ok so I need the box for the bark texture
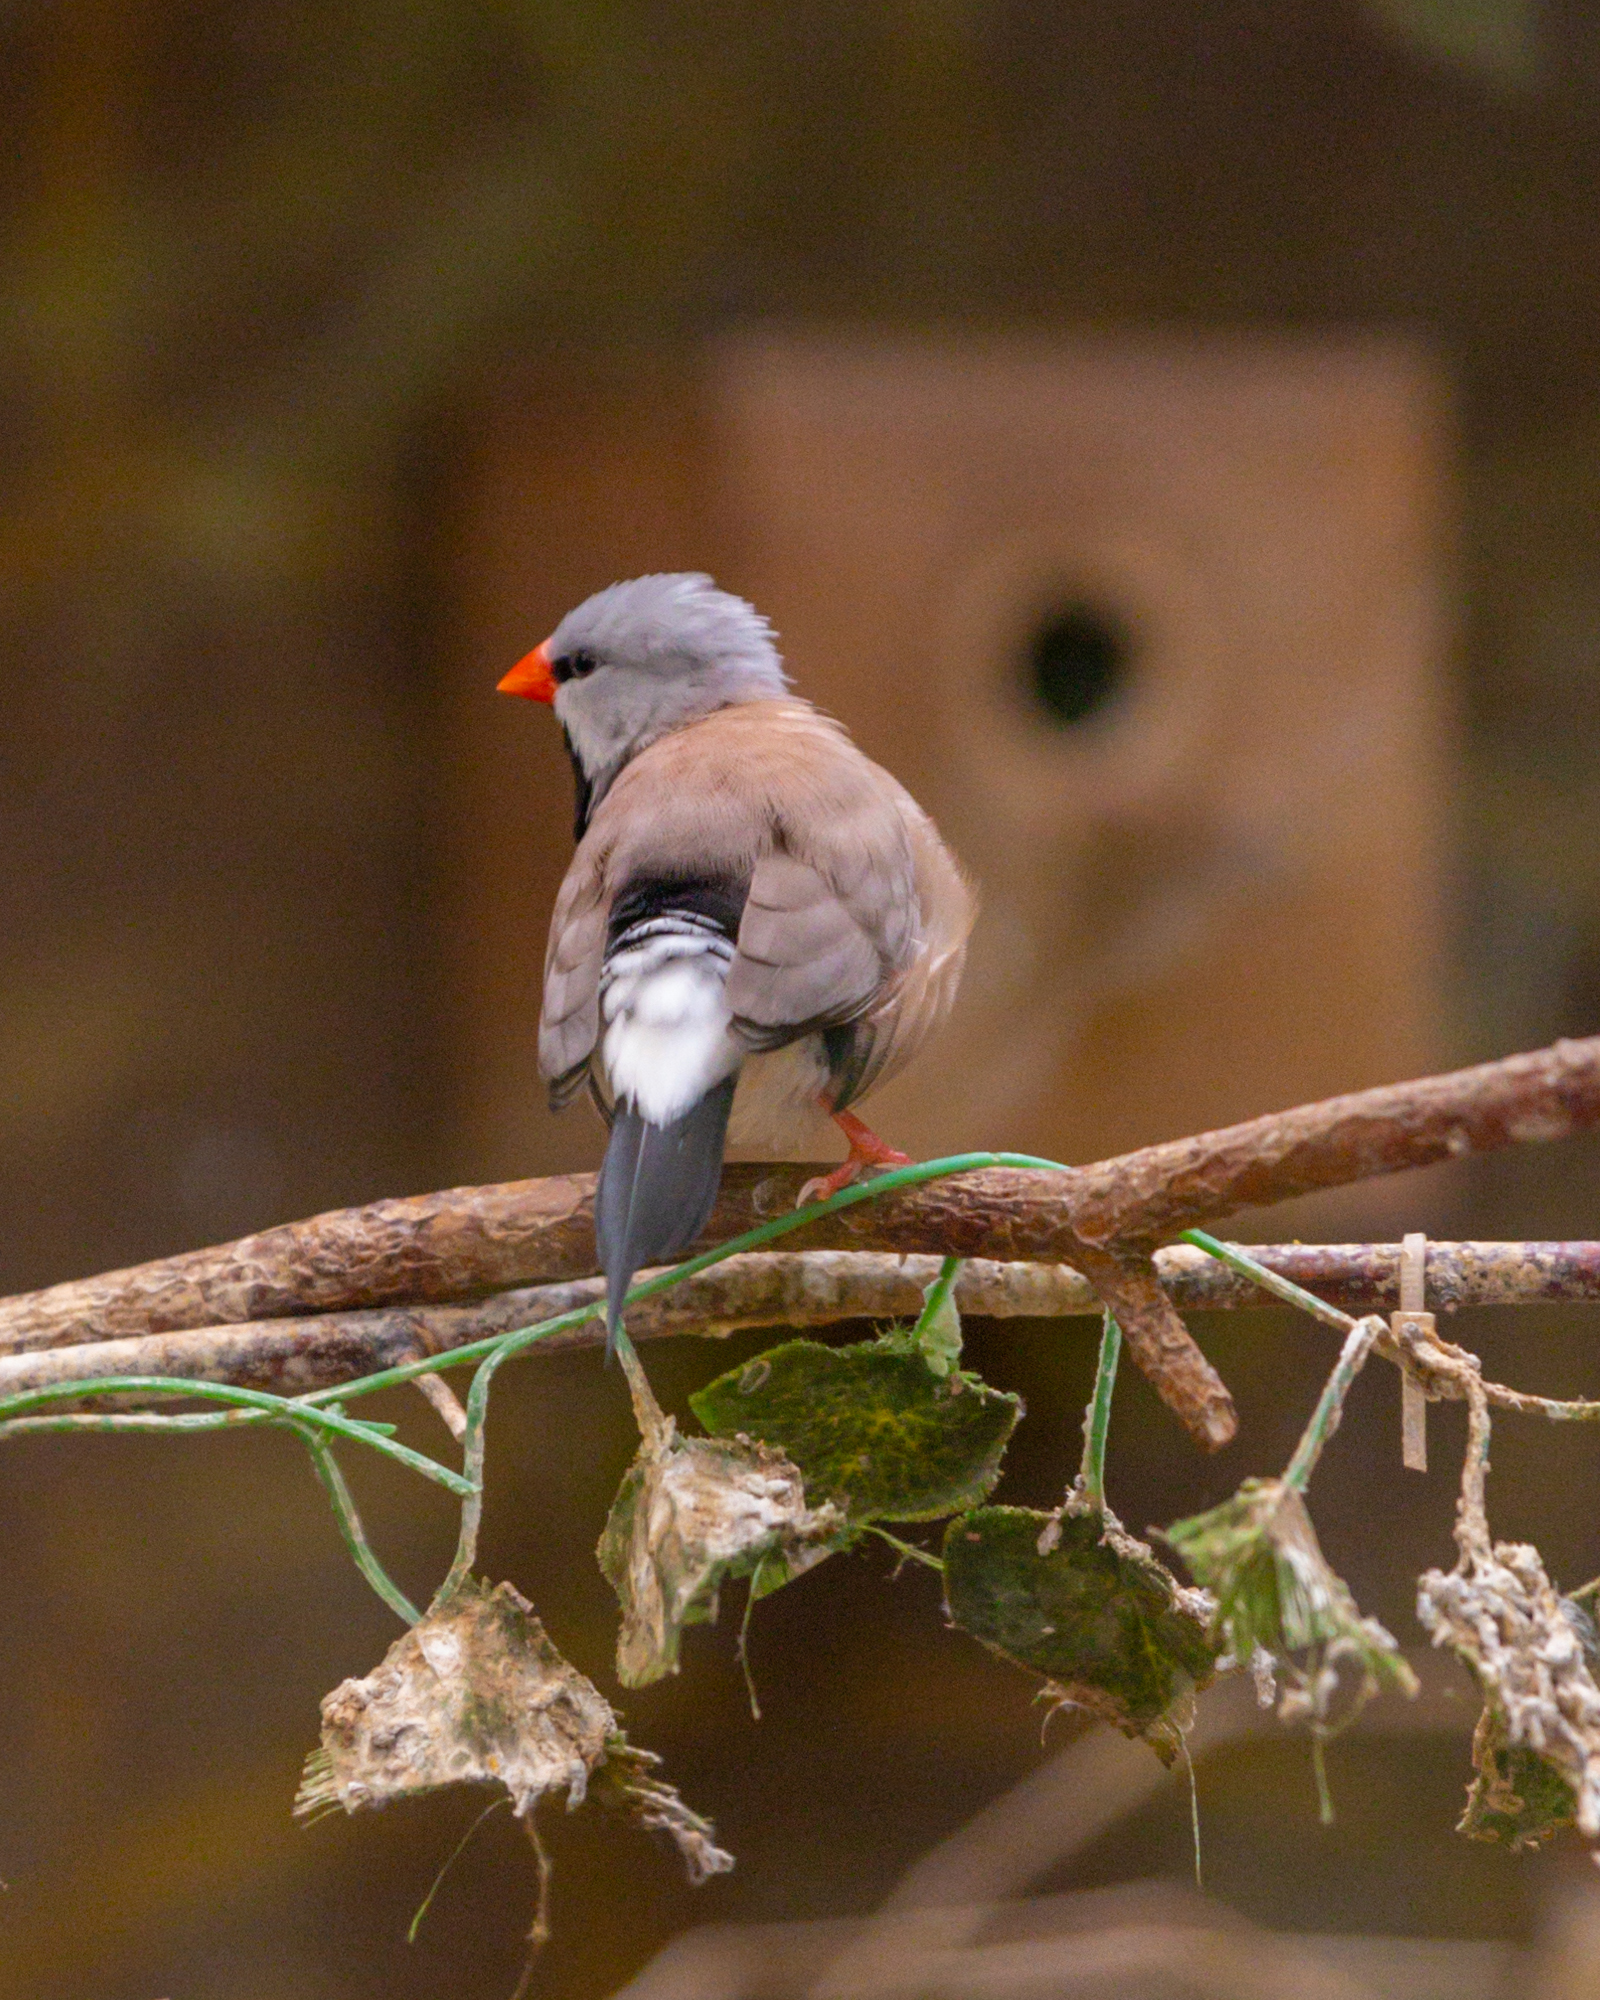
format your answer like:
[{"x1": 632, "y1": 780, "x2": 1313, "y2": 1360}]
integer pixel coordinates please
[
  {"x1": 1, "y1": 1240, "x2": 1598, "y2": 1418},
  {"x1": 5, "y1": 1035, "x2": 1600, "y2": 1448}
]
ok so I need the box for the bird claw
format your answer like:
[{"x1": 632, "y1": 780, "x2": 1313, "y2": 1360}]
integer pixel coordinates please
[
  {"x1": 795, "y1": 1135, "x2": 911, "y2": 1210},
  {"x1": 796, "y1": 1166, "x2": 853, "y2": 1209}
]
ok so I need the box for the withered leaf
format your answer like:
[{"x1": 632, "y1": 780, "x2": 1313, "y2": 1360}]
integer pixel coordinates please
[
  {"x1": 596, "y1": 1736, "x2": 737, "y2": 1885},
  {"x1": 295, "y1": 1576, "x2": 732, "y2": 1883},
  {"x1": 297, "y1": 1576, "x2": 613, "y2": 1819},
  {"x1": 1419, "y1": 1541, "x2": 1600, "y2": 1844},
  {"x1": 597, "y1": 1423, "x2": 844, "y2": 1687}
]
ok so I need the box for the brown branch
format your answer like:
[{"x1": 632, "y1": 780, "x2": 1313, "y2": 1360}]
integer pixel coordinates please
[
  {"x1": 1056, "y1": 1242, "x2": 1233, "y2": 1442},
  {"x1": 5, "y1": 1034, "x2": 1600, "y2": 1449},
  {"x1": 0, "y1": 1174, "x2": 602, "y2": 1354},
  {"x1": 2, "y1": 1241, "x2": 1598, "y2": 1412}
]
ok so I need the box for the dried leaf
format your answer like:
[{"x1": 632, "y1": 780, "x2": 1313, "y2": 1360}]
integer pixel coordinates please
[
  {"x1": 943, "y1": 1504, "x2": 1219, "y2": 1763},
  {"x1": 597, "y1": 1737, "x2": 736, "y2": 1884},
  {"x1": 295, "y1": 1575, "x2": 732, "y2": 1883},
  {"x1": 1418, "y1": 1541, "x2": 1600, "y2": 1843},
  {"x1": 597, "y1": 1421, "x2": 844, "y2": 1687},
  {"x1": 691, "y1": 1334, "x2": 1022, "y2": 1525},
  {"x1": 296, "y1": 1577, "x2": 614, "y2": 1820}
]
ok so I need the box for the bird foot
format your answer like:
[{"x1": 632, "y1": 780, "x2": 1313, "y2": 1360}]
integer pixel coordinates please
[{"x1": 796, "y1": 1111, "x2": 911, "y2": 1208}]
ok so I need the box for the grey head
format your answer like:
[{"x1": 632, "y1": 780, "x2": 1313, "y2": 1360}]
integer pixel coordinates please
[{"x1": 547, "y1": 574, "x2": 789, "y2": 803}]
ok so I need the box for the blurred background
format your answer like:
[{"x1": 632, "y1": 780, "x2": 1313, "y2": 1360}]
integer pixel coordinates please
[{"x1": 5, "y1": 1, "x2": 1600, "y2": 1993}]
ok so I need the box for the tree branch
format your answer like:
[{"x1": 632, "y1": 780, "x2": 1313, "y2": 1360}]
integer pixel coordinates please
[
  {"x1": 5, "y1": 1034, "x2": 1600, "y2": 1448},
  {"x1": 0, "y1": 1241, "x2": 1596, "y2": 1410}
]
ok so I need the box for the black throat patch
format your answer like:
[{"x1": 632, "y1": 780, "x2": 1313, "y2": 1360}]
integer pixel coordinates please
[{"x1": 562, "y1": 726, "x2": 594, "y2": 842}]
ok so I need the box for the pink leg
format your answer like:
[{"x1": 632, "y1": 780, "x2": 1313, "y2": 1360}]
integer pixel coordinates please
[{"x1": 797, "y1": 1108, "x2": 911, "y2": 1207}]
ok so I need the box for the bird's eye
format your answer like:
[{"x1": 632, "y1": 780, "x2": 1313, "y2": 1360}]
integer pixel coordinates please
[{"x1": 552, "y1": 649, "x2": 599, "y2": 685}]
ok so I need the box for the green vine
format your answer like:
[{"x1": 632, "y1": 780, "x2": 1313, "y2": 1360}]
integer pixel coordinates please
[
  {"x1": 1079, "y1": 1311, "x2": 1122, "y2": 1514},
  {"x1": 0, "y1": 1161, "x2": 1482, "y2": 1649},
  {"x1": 23, "y1": 1146, "x2": 1599, "y2": 1949},
  {"x1": 0, "y1": 1153, "x2": 1079, "y2": 1623}
]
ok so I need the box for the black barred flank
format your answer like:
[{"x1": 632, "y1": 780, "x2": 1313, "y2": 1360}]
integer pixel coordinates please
[{"x1": 606, "y1": 874, "x2": 749, "y2": 951}]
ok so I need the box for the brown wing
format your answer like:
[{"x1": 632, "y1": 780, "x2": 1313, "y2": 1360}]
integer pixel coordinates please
[
  {"x1": 720, "y1": 705, "x2": 925, "y2": 1054},
  {"x1": 722, "y1": 719, "x2": 973, "y2": 1109},
  {"x1": 536, "y1": 697, "x2": 972, "y2": 1114}
]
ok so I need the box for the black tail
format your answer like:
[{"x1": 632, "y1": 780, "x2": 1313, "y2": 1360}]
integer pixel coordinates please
[{"x1": 595, "y1": 1076, "x2": 737, "y2": 1357}]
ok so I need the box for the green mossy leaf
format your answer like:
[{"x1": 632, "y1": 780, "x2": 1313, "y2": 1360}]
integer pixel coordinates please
[
  {"x1": 690, "y1": 1335, "x2": 1022, "y2": 1524},
  {"x1": 943, "y1": 1505, "x2": 1220, "y2": 1759},
  {"x1": 1166, "y1": 1477, "x2": 1415, "y2": 1802},
  {"x1": 1462, "y1": 1706, "x2": 1577, "y2": 1849}
]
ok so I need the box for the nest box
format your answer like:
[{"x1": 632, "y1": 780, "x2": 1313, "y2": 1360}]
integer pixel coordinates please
[{"x1": 442, "y1": 332, "x2": 1449, "y2": 1190}]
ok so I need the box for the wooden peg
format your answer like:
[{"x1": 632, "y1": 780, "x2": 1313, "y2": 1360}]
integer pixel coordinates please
[{"x1": 1394, "y1": 1231, "x2": 1431, "y2": 1472}]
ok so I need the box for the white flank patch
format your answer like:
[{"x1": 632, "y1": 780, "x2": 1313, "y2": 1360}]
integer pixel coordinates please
[{"x1": 601, "y1": 927, "x2": 741, "y2": 1125}]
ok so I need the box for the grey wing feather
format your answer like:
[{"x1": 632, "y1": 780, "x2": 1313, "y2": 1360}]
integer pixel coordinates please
[
  {"x1": 595, "y1": 1076, "x2": 736, "y2": 1351},
  {"x1": 820, "y1": 801, "x2": 976, "y2": 1110},
  {"x1": 724, "y1": 852, "x2": 892, "y2": 1050}
]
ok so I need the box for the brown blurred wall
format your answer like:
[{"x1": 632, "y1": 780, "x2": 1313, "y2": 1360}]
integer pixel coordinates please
[
  {"x1": 444, "y1": 331, "x2": 1450, "y2": 1186},
  {"x1": 7, "y1": 4, "x2": 1600, "y2": 1997}
]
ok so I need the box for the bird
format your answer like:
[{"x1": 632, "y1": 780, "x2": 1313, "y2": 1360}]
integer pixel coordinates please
[{"x1": 498, "y1": 573, "x2": 975, "y2": 1352}]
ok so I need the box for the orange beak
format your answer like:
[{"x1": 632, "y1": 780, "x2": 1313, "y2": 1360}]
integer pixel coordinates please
[{"x1": 498, "y1": 639, "x2": 557, "y2": 703}]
